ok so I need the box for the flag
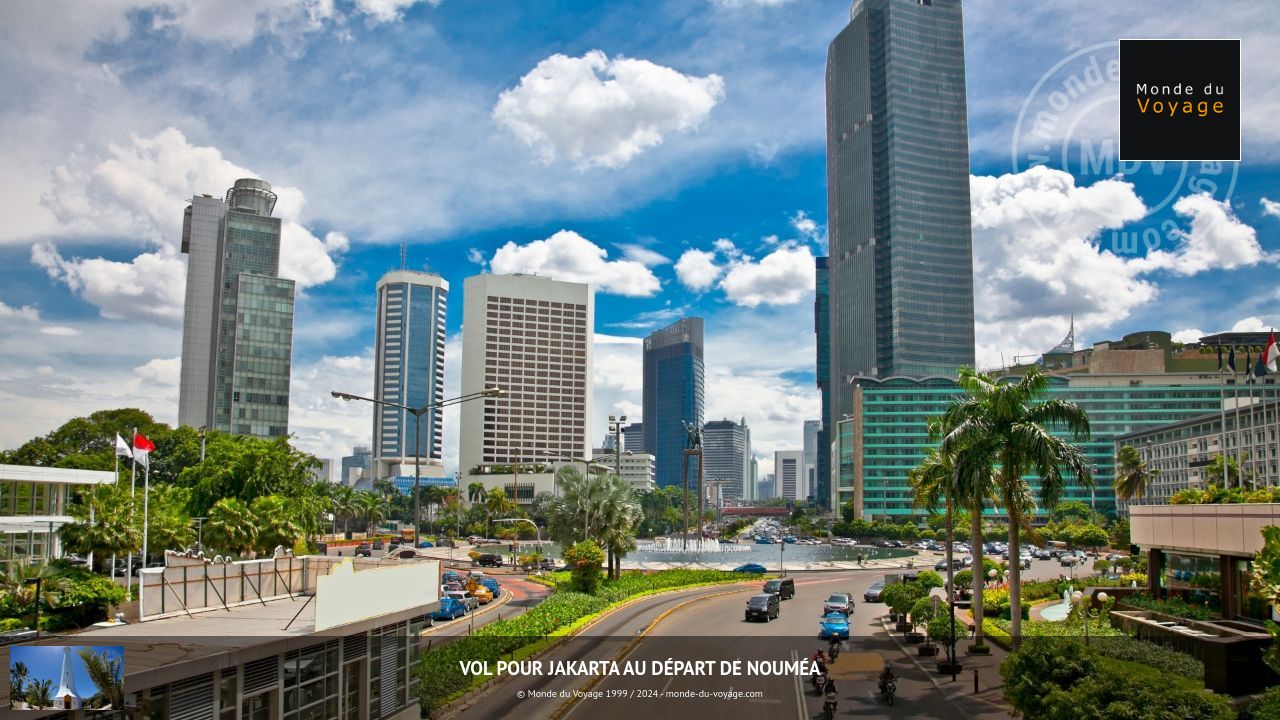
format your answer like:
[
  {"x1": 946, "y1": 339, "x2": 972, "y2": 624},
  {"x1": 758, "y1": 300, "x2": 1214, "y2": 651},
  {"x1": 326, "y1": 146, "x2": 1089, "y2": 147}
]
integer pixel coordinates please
[
  {"x1": 133, "y1": 433, "x2": 156, "y2": 468},
  {"x1": 1265, "y1": 330, "x2": 1280, "y2": 373},
  {"x1": 115, "y1": 434, "x2": 133, "y2": 458},
  {"x1": 1228, "y1": 345, "x2": 1237, "y2": 375},
  {"x1": 1246, "y1": 347, "x2": 1254, "y2": 382},
  {"x1": 1218, "y1": 342, "x2": 1225, "y2": 374}
]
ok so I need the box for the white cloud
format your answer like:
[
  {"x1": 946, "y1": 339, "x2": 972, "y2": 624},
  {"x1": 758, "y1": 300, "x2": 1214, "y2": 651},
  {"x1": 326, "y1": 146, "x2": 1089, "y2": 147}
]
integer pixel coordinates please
[
  {"x1": 720, "y1": 244, "x2": 816, "y2": 307},
  {"x1": 790, "y1": 210, "x2": 822, "y2": 246},
  {"x1": 607, "y1": 304, "x2": 691, "y2": 330},
  {"x1": 35, "y1": 128, "x2": 347, "y2": 322},
  {"x1": 288, "y1": 351, "x2": 376, "y2": 461},
  {"x1": 40, "y1": 326, "x2": 80, "y2": 337},
  {"x1": 1171, "y1": 328, "x2": 1204, "y2": 344},
  {"x1": 489, "y1": 230, "x2": 660, "y2": 297},
  {"x1": 0, "y1": 302, "x2": 39, "y2": 322},
  {"x1": 466, "y1": 248, "x2": 487, "y2": 267},
  {"x1": 1263, "y1": 198, "x2": 1280, "y2": 219},
  {"x1": 618, "y1": 243, "x2": 670, "y2": 267},
  {"x1": 353, "y1": 0, "x2": 439, "y2": 25},
  {"x1": 1134, "y1": 195, "x2": 1263, "y2": 276},
  {"x1": 134, "y1": 356, "x2": 180, "y2": 384},
  {"x1": 1231, "y1": 317, "x2": 1269, "y2": 333},
  {"x1": 493, "y1": 50, "x2": 725, "y2": 169},
  {"x1": 674, "y1": 249, "x2": 723, "y2": 292}
]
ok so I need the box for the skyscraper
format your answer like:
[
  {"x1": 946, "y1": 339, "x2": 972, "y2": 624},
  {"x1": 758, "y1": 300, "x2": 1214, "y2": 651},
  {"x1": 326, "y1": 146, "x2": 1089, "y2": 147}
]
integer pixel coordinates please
[
  {"x1": 803, "y1": 419, "x2": 822, "y2": 501},
  {"x1": 824, "y1": 0, "x2": 976, "y2": 423},
  {"x1": 815, "y1": 256, "x2": 832, "y2": 508},
  {"x1": 341, "y1": 444, "x2": 372, "y2": 486},
  {"x1": 372, "y1": 270, "x2": 448, "y2": 477},
  {"x1": 703, "y1": 418, "x2": 751, "y2": 501},
  {"x1": 622, "y1": 422, "x2": 645, "y2": 453},
  {"x1": 178, "y1": 178, "x2": 295, "y2": 439},
  {"x1": 458, "y1": 274, "x2": 593, "y2": 474},
  {"x1": 643, "y1": 318, "x2": 705, "y2": 489},
  {"x1": 774, "y1": 450, "x2": 803, "y2": 501}
]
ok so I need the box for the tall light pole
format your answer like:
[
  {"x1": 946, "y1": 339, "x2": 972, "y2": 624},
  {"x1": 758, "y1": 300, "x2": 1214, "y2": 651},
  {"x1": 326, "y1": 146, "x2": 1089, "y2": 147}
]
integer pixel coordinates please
[
  {"x1": 608, "y1": 415, "x2": 627, "y2": 479},
  {"x1": 332, "y1": 386, "x2": 502, "y2": 548}
]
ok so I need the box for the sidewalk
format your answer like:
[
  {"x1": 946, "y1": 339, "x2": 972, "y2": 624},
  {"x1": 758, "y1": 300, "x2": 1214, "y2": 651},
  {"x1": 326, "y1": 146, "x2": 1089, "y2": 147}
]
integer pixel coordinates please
[{"x1": 881, "y1": 605, "x2": 1014, "y2": 720}]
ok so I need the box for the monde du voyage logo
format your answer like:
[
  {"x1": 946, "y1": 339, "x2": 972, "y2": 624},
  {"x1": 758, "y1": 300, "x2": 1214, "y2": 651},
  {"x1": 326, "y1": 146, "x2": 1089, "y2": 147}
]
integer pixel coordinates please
[{"x1": 1120, "y1": 39, "x2": 1241, "y2": 162}]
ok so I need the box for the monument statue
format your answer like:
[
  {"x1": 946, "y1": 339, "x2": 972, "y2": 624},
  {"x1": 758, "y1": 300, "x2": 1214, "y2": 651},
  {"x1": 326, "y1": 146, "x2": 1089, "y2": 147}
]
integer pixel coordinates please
[{"x1": 682, "y1": 420, "x2": 703, "y2": 449}]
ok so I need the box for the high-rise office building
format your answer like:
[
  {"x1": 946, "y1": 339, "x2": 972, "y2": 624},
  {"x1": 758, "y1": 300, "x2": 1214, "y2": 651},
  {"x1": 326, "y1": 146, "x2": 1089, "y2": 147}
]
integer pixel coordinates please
[
  {"x1": 643, "y1": 318, "x2": 705, "y2": 489},
  {"x1": 774, "y1": 450, "x2": 803, "y2": 501},
  {"x1": 622, "y1": 422, "x2": 645, "y2": 453},
  {"x1": 824, "y1": 0, "x2": 976, "y2": 437},
  {"x1": 814, "y1": 257, "x2": 832, "y2": 509},
  {"x1": 803, "y1": 420, "x2": 821, "y2": 501},
  {"x1": 703, "y1": 418, "x2": 751, "y2": 501},
  {"x1": 179, "y1": 178, "x2": 295, "y2": 439},
  {"x1": 372, "y1": 270, "x2": 448, "y2": 477},
  {"x1": 341, "y1": 444, "x2": 372, "y2": 486},
  {"x1": 458, "y1": 274, "x2": 593, "y2": 473},
  {"x1": 748, "y1": 456, "x2": 759, "y2": 502}
]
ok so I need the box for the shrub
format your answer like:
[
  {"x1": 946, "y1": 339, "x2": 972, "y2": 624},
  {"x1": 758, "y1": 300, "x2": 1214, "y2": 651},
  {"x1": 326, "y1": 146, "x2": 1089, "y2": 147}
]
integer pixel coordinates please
[
  {"x1": 1001, "y1": 639, "x2": 1100, "y2": 718},
  {"x1": 882, "y1": 582, "x2": 924, "y2": 617},
  {"x1": 953, "y1": 569, "x2": 973, "y2": 589},
  {"x1": 914, "y1": 570, "x2": 944, "y2": 590},
  {"x1": 562, "y1": 541, "x2": 605, "y2": 595},
  {"x1": 1238, "y1": 685, "x2": 1280, "y2": 720},
  {"x1": 1050, "y1": 669, "x2": 1234, "y2": 720},
  {"x1": 928, "y1": 612, "x2": 961, "y2": 647},
  {"x1": 1090, "y1": 637, "x2": 1204, "y2": 680},
  {"x1": 0, "y1": 617, "x2": 24, "y2": 632},
  {"x1": 1117, "y1": 592, "x2": 1215, "y2": 621},
  {"x1": 982, "y1": 588, "x2": 1029, "y2": 620},
  {"x1": 910, "y1": 597, "x2": 936, "y2": 631}
]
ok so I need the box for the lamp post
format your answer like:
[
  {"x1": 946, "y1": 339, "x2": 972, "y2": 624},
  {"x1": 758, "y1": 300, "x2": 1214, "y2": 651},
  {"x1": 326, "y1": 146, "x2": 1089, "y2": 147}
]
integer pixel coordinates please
[
  {"x1": 332, "y1": 386, "x2": 502, "y2": 549},
  {"x1": 23, "y1": 577, "x2": 41, "y2": 639},
  {"x1": 1071, "y1": 590, "x2": 1108, "y2": 645},
  {"x1": 987, "y1": 568, "x2": 997, "y2": 588},
  {"x1": 607, "y1": 415, "x2": 627, "y2": 479}
]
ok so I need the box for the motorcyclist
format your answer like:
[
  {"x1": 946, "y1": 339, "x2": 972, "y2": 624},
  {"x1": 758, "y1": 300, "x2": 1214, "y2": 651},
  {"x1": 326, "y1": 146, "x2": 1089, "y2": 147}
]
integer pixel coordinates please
[
  {"x1": 827, "y1": 635, "x2": 842, "y2": 659},
  {"x1": 878, "y1": 664, "x2": 898, "y2": 693},
  {"x1": 810, "y1": 650, "x2": 829, "y2": 690}
]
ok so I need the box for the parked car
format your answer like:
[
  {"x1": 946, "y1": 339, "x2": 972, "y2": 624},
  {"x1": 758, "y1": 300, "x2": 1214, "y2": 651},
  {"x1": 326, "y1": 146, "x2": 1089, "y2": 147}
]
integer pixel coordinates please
[
  {"x1": 355, "y1": 543, "x2": 372, "y2": 557},
  {"x1": 863, "y1": 581, "x2": 886, "y2": 603},
  {"x1": 763, "y1": 577, "x2": 795, "y2": 600},
  {"x1": 733, "y1": 563, "x2": 769, "y2": 574},
  {"x1": 470, "y1": 584, "x2": 494, "y2": 604},
  {"x1": 935, "y1": 558, "x2": 964, "y2": 571},
  {"x1": 745, "y1": 593, "x2": 780, "y2": 622},
  {"x1": 418, "y1": 540, "x2": 434, "y2": 548},
  {"x1": 538, "y1": 558, "x2": 558, "y2": 571},
  {"x1": 819, "y1": 612, "x2": 850, "y2": 639},
  {"x1": 445, "y1": 590, "x2": 478, "y2": 611},
  {"x1": 475, "y1": 553, "x2": 504, "y2": 568},
  {"x1": 1060, "y1": 555, "x2": 1080, "y2": 567},
  {"x1": 823, "y1": 592, "x2": 854, "y2": 616},
  {"x1": 432, "y1": 597, "x2": 467, "y2": 621},
  {"x1": 372, "y1": 540, "x2": 384, "y2": 551},
  {"x1": 132, "y1": 560, "x2": 165, "y2": 576},
  {"x1": 442, "y1": 570, "x2": 465, "y2": 584},
  {"x1": 1035, "y1": 548, "x2": 1053, "y2": 560}
]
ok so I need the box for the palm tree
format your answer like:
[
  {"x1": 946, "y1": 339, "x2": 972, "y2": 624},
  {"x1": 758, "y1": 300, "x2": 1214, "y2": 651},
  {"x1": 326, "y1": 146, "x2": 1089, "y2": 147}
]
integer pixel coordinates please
[
  {"x1": 27, "y1": 678, "x2": 54, "y2": 709},
  {"x1": 78, "y1": 647, "x2": 123, "y2": 709},
  {"x1": 250, "y1": 495, "x2": 304, "y2": 554},
  {"x1": 1114, "y1": 445, "x2": 1158, "y2": 502},
  {"x1": 59, "y1": 483, "x2": 140, "y2": 571},
  {"x1": 467, "y1": 481, "x2": 487, "y2": 506},
  {"x1": 938, "y1": 368, "x2": 1093, "y2": 648},
  {"x1": 908, "y1": 445, "x2": 964, "y2": 658},
  {"x1": 10, "y1": 660, "x2": 28, "y2": 705},
  {"x1": 330, "y1": 484, "x2": 357, "y2": 535},
  {"x1": 483, "y1": 488, "x2": 518, "y2": 538},
  {"x1": 355, "y1": 491, "x2": 389, "y2": 532},
  {"x1": 546, "y1": 466, "x2": 591, "y2": 546},
  {"x1": 595, "y1": 475, "x2": 641, "y2": 579},
  {"x1": 204, "y1": 498, "x2": 258, "y2": 557}
]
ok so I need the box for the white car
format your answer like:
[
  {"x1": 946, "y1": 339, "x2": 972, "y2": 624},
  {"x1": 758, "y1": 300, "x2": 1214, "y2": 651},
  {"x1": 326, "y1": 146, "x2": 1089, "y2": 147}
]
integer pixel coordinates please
[{"x1": 445, "y1": 590, "x2": 479, "y2": 611}]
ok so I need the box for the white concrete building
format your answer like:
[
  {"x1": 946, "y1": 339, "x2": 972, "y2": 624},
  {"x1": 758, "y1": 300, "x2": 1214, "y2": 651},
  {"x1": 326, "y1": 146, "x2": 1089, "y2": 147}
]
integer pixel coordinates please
[
  {"x1": 592, "y1": 452, "x2": 657, "y2": 492},
  {"x1": 458, "y1": 274, "x2": 593, "y2": 475},
  {"x1": 0, "y1": 464, "x2": 114, "y2": 569},
  {"x1": 774, "y1": 450, "x2": 803, "y2": 501}
]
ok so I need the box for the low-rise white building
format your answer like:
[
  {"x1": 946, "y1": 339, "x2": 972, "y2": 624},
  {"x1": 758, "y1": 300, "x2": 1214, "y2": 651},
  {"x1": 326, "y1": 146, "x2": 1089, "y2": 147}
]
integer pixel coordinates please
[
  {"x1": 0, "y1": 463, "x2": 115, "y2": 569},
  {"x1": 591, "y1": 452, "x2": 656, "y2": 493}
]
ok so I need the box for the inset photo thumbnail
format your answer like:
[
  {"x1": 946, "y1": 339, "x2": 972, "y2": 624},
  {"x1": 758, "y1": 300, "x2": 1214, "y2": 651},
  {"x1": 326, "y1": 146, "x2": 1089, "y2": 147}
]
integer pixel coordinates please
[{"x1": 8, "y1": 645, "x2": 123, "y2": 711}]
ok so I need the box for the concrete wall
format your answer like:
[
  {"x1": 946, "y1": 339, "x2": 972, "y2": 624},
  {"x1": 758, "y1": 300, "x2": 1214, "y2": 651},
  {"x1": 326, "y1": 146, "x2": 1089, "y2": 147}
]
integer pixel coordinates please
[{"x1": 1130, "y1": 503, "x2": 1280, "y2": 556}]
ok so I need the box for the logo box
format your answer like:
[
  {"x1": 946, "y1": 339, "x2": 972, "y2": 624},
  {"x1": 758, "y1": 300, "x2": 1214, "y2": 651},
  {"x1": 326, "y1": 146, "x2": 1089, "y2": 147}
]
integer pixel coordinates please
[{"x1": 1119, "y1": 39, "x2": 1240, "y2": 162}]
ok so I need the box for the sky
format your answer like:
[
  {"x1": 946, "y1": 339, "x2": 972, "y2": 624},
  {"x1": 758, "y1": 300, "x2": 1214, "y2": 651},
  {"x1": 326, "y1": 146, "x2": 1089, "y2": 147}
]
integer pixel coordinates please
[
  {"x1": 2, "y1": 0, "x2": 1279, "y2": 478},
  {"x1": 9, "y1": 645, "x2": 124, "y2": 702}
]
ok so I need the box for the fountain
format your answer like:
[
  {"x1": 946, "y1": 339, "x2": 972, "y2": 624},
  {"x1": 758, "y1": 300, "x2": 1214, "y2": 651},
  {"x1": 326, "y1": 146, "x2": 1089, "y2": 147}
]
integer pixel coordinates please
[
  {"x1": 1040, "y1": 586, "x2": 1074, "y2": 622},
  {"x1": 635, "y1": 537, "x2": 751, "y2": 553}
]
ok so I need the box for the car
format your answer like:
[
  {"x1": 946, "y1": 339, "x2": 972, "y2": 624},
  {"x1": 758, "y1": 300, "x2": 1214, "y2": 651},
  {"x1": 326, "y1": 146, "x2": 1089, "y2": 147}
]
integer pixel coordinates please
[
  {"x1": 756, "y1": 536, "x2": 774, "y2": 544},
  {"x1": 442, "y1": 570, "x2": 465, "y2": 583},
  {"x1": 418, "y1": 540, "x2": 435, "y2": 548},
  {"x1": 745, "y1": 593, "x2": 780, "y2": 622},
  {"x1": 63, "y1": 553, "x2": 90, "y2": 567},
  {"x1": 1035, "y1": 548, "x2": 1052, "y2": 560},
  {"x1": 1018, "y1": 556, "x2": 1032, "y2": 569},
  {"x1": 444, "y1": 590, "x2": 479, "y2": 611},
  {"x1": 470, "y1": 585, "x2": 494, "y2": 604},
  {"x1": 935, "y1": 558, "x2": 964, "y2": 571},
  {"x1": 441, "y1": 582, "x2": 463, "y2": 593},
  {"x1": 863, "y1": 581, "x2": 886, "y2": 602},
  {"x1": 480, "y1": 577, "x2": 501, "y2": 595},
  {"x1": 733, "y1": 563, "x2": 769, "y2": 574},
  {"x1": 432, "y1": 597, "x2": 467, "y2": 621},
  {"x1": 132, "y1": 560, "x2": 165, "y2": 576},
  {"x1": 823, "y1": 592, "x2": 854, "y2": 616},
  {"x1": 538, "y1": 558, "x2": 558, "y2": 571},
  {"x1": 475, "y1": 554, "x2": 504, "y2": 568},
  {"x1": 763, "y1": 577, "x2": 795, "y2": 600},
  {"x1": 355, "y1": 543, "x2": 372, "y2": 557},
  {"x1": 372, "y1": 540, "x2": 384, "y2": 551},
  {"x1": 1060, "y1": 555, "x2": 1080, "y2": 567},
  {"x1": 819, "y1": 612, "x2": 851, "y2": 639},
  {"x1": 874, "y1": 539, "x2": 893, "y2": 548}
]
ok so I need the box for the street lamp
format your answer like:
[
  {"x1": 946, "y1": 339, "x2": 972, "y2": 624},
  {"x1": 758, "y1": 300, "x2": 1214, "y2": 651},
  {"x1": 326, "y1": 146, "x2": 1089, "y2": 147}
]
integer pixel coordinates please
[
  {"x1": 987, "y1": 568, "x2": 997, "y2": 588},
  {"x1": 332, "y1": 386, "x2": 502, "y2": 548},
  {"x1": 1071, "y1": 590, "x2": 1108, "y2": 645},
  {"x1": 23, "y1": 577, "x2": 41, "y2": 639},
  {"x1": 607, "y1": 415, "x2": 627, "y2": 479}
]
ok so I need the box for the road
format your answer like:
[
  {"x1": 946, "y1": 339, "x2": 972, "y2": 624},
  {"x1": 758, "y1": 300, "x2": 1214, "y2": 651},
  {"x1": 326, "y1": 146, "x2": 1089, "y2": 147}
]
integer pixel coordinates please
[{"x1": 445, "y1": 556, "x2": 1091, "y2": 720}]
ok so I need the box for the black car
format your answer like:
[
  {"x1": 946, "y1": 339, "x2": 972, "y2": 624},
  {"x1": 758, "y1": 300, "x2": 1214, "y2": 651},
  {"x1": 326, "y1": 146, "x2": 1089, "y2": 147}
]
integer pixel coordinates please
[
  {"x1": 763, "y1": 577, "x2": 795, "y2": 600},
  {"x1": 935, "y1": 558, "x2": 964, "y2": 571},
  {"x1": 355, "y1": 543, "x2": 372, "y2": 557},
  {"x1": 476, "y1": 553, "x2": 504, "y2": 568},
  {"x1": 745, "y1": 593, "x2": 780, "y2": 622}
]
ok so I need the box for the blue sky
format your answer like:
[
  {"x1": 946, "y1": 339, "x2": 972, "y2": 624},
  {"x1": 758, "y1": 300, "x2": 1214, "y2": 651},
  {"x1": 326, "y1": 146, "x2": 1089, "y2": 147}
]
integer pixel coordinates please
[
  {"x1": 1, "y1": 1, "x2": 1279, "y2": 475},
  {"x1": 9, "y1": 645, "x2": 124, "y2": 701}
]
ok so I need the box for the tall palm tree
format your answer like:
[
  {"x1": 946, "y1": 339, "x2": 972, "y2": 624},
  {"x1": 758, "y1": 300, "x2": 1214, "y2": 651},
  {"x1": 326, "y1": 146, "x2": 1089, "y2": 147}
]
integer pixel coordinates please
[
  {"x1": 330, "y1": 484, "x2": 357, "y2": 535},
  {"x1": 355, "y1": 491, "x2": 389, "y2": 532},
  {"x1": 78, "y1": 647, "x2": 123, "y2": 710},
  {"x1": 938, "y1": 368, "x2": 1093, "y2": 648},
  {"x1": 204, "y1": 498, "x2": 258, "y2": 557},
  {"x1": 10, "y1": 660, "x2": 28, "y2": 704},
  {"x1": 1114, "y1": 445, "x2": 1158, "y2": 502},
  {"x1": 908, "y1": 445, "x2": 964, "y2": 657},
  {"x1": 27, "y1": 678, "x2": 54, "y2": 709},
  {"x1": 595, "y1": 475, "x2": 641, "y2": 579},
  {"x1": 467, "y1": 481, "x2": 487, "y2": 506},
  {"x1": 59, "y1": 483, "x2": 140, "y2": 571}
]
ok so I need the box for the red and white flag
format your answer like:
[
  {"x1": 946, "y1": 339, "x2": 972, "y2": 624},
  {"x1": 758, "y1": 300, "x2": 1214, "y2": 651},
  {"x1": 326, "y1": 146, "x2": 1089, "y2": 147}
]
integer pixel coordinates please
[
  {"x1": 1265, "y1": 330, "x2": 1280, "y2": 374},
  {"x1": 133, "y1": 433, "x2": 156, "y2": 468}
]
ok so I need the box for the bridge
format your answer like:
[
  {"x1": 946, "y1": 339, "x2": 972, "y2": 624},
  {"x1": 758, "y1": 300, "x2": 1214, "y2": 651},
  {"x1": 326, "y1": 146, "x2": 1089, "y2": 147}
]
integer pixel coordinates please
[{"x1": 719, "y1": 506, "x2": 790, "y2": 517}]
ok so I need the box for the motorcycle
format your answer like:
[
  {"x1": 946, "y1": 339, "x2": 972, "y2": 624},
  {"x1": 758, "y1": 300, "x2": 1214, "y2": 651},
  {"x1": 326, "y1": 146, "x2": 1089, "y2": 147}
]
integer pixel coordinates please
[
  {"x1": 828, "y1": 639, "x2": 841, "y2": 660},
  {"x1": 878, "y1": 675, "x2": 896, "y2": 706},
  {"x1": 822, "y1": 690, "x2": 838, "y2": 720}
]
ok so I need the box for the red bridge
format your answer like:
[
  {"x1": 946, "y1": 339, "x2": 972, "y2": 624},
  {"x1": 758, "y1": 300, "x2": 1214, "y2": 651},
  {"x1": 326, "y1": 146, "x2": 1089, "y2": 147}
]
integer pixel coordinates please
[{"x1": 719, "y1": 506, "x2": 790, "y2": 517}]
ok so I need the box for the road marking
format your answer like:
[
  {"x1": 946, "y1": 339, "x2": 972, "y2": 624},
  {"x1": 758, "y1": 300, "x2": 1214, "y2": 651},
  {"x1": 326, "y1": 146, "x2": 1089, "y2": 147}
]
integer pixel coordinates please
[
  {"x1": 660, "y1": 675, "x2": 675, "y2": 694},
  {"x1": 790, "y1": 649, "x2": 805, "y2": 720}
]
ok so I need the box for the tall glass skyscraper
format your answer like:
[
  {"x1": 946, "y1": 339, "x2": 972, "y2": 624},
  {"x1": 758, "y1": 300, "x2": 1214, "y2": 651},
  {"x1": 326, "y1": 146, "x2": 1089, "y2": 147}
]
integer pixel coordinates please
[
  {"x1": 373, "y1": 270, "x2": 448, "y2": 468},
  {"x1": 815, "y1": 256, "x2": 832, "y2": 508},
  {"x1": 643, "y1": 318, "x2": 705, "y2": 489},
  {"x1": 179, "y1": 179, "x2": 295, "y2": 439},
  {"x1": 703, "y1": 418, "x2": 751, "y2": 501},
  {"x1": 824, "y1": 0, "x2": 976, "y2": 426}
]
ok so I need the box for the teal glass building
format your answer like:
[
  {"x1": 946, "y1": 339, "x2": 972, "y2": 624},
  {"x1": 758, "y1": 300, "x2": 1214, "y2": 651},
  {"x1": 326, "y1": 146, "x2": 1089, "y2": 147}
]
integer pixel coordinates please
[
  {"x1": 815, "y1": 257, "x2": 832, "y2": 508},
  {"x1": 837, "y1": 376, "x2": 1226, "y2": 521},
  {"x1": 643, "y1": 318, "x2": 705, "y2": 489}
]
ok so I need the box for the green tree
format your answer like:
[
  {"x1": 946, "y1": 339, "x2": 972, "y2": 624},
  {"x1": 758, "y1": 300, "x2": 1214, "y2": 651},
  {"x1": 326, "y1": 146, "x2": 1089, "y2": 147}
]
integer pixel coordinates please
[
  {"x1": 26, "y1": 678, "x2": 53, "y2": 709},
  {"x1": 143, "y1": 484, "x2": 195, "y2": 555},
  {"x1": 595, "y1": 474, "x2": 641, "y2": 579},
  {"x1": 9, "y1": 660, "x2": 28, "y2": 703},
  {"x1": 329, "y1": 484, "x2": 357, "y2": 535},
  {"x1": 1069, "y1": 523, "x2": 1109, "y2": 552},
  {"x1": 355, "y1": 491, "x2": 389, "y2": 532},
  {"x1": 1250, "y1": 524, "x2": 1280, "y2": 674},
  {"x1": 1000, "y1": 640, "x2": 1100, "y2": 719},
  {"x1": 59, "y1": 482, "x2": 141, "y2": 570},
  {"x1": 204, "y1": 498, "x2": 258, "y2": 557},
  {"x1": 1050, "y1": 499, "x2": 1093, "y2": 523},
  {"x1": 467, "y1": 481, "x2": 487, "y2": 505},
  {"x1": 1113, "y1": 445, "x2": 1158, "y2": 502},
  {"x1": 1205, "y1": 452, "x2": 1253, "y2": 488},
  {"x1": 250, "y1": 495, "x2": 304, "y2": 554},
  {"x1": 938, "y1": 368, "x2": 1093, "y2": 648},
  {"x1": 78, "y1": 647, "x2": 124, "y2": 710},
  {"x1": 563, "y1": 540, "x2": 605, "y2": 594},
  {"x1": 1108, "y1": 518, "x2": 1131, "y2": 549}
]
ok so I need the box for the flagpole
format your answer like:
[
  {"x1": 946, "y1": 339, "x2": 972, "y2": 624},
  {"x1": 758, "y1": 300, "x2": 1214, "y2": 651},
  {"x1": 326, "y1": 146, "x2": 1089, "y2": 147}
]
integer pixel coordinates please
[
  {"x1": 127, "y1": 427, "x2": 137, "y2": 596},
  {"x1": 1218, "y1": 344, "x2": 1227, "y2": 491},
  {"x1": 1233, "y1": 349, "x2": 1243, "y2": 490},
  {"x1": 142, "y1": 460, "x2": 150, "y2": 577}
]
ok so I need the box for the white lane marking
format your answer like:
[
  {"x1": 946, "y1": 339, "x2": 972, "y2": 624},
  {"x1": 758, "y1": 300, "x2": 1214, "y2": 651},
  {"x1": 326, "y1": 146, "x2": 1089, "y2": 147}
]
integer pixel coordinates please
[{"x1": 791, "y1": 649, "x2": 806, "y2": 720}]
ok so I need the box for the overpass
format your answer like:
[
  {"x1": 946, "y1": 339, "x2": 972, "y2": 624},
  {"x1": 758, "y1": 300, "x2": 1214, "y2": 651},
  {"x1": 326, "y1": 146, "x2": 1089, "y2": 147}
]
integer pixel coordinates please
[{"x1": 719, "y1": 506, "x2": 789, "y2": 517}]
